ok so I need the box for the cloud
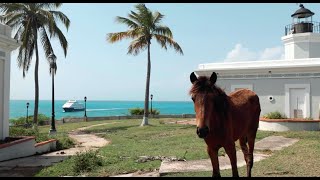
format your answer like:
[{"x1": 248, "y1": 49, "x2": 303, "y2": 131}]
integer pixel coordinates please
[{"x1": 224, "y1": 43, "x2": 284, "y2": 62}]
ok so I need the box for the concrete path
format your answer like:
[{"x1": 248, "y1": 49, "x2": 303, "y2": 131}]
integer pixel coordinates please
[{"x1": 0, "y1": 123, "x2": 113, "y2": 177}]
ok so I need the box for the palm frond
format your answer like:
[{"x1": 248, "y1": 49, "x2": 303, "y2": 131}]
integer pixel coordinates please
[
  {"x1": 39, "y1": 27, "x2": 54, "y2": 59},
  {"x1": 127, "y1": 36, "x2": 148, "y2": 55},
  {"x1": 115, "y1": 16, "x2": 138, "y2": 29},
  {"x1": 154, "y1": 34, "x2": 183, "y2": 55},
  {"x1": 152, "y1": 11, "x2": 164, "y2": 25},
  {"x1": 153, "y1": 25, "x2": 172, "y2": 38},
  {"x1": 107, "y1": 31, "x2": 136, "y2": 43},
  {"x1": 50, "y1": 10, "x2": 70, "y2": 30}
]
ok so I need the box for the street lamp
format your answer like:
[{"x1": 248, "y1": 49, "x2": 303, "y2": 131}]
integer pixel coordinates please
[
  {"x1": 84, "y1": 96, "x2": 87, "y2": 121},
  {"x1": 49, "y1": 53, "x2": 57, "y2": 135},
  {"x1": 150, "y1": 94, "x2": 153, "y2": 115},
  {"x1": 26, "y1": 102, "x2": 29, "y2": 125}
]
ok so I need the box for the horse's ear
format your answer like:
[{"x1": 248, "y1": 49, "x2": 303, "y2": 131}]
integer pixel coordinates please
[
  {"x1": 190, "y1": 72, "x2": 198, "y2": 84},
  {"x1": 210, "y1": 72, "x2": 217, "y2": 84}
]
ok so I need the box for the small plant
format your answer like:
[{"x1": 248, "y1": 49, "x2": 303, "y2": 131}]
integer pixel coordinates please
[
  {"x1": 129, "y1": 108, "x2": 160, "y2": 115},
  {"x1": 263, "y1": 111, "x2": 287, "y2": 119},
  {"x1": 9, "y1": 126, "x2": 50, "y2": 142},
  {"x1": 72, "y1": 150, "x2": 103, "y2": 174},
  {"x1": 129, "y1": 108, "x2": 144, "y2": 115},
  {"x1": 10, "y1": 114, "x2": 50, "y2": 126},
  {"x1": 56, "y1": 136, "x2": 76, "y2": 150},
  {"x1": 159, "y1": 119, "x2": 165, "y2": 124}
]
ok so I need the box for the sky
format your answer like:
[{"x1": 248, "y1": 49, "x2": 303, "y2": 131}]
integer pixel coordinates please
[{"x1": 8, "y1": 3, "x2": 320, "y2": 101}]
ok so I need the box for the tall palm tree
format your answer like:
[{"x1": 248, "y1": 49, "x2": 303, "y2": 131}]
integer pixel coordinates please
[
  {"x1": 0, "y1": 3, "x2": 69, "y2": 125},
  {"x1": 107, "y1": 3, "x2": 183, "y2": 126}
]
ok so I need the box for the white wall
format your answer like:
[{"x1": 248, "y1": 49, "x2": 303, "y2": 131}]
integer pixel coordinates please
[
  {"x1": 282, "y1": 33, "x2": 320, "y2": 59},
  {"x1": 0, "y1": 24, "x2": 20, "y2": 140},
  {"x1": 216, "y1": 76, "x2": 320, "y2": 120}
]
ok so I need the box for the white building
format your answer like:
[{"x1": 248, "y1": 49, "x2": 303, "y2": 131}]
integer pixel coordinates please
[
  {"x1": 0, "y1": 24, "x2": 21, "y2": 140},
  {"x1": 195, "y1": 4, "x2": 320, "y2": 120}
]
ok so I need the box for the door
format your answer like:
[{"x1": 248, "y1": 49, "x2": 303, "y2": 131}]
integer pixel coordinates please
[{"x1": 289, "y1": 88, "x2": 306, "y2": 118}]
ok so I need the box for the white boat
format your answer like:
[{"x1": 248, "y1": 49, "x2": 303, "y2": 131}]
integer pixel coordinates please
[{"x1": 62, "y1": 100, "x2": 85, "y2": 112}]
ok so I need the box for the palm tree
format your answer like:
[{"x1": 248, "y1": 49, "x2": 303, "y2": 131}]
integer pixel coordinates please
[
  {"x1": 107, "y1": 3, "x2": 183, "y2": 126},
  {"x1": 0, "y1": 3, "x2": 69, "y2": 125}
]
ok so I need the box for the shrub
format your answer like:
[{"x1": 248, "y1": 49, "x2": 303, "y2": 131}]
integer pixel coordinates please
[
  {"x1": 129, "y1": 108, "x2": 144, "y2": 115},
  {"x1": 263, "y1": 111, "x2": 287, "y2": 119},
  {"x1": 73, "y1": 150, "x2": 103, "y2": 174},
  {"x1": 129, "y1": 108, "x2": 160, "y2": 115},
  {"x1": 9, "y1": 126, "x2": 50, "y2": 142},
  {"x1": 10, "y1": 114, "x2": 50, "y2": 126},
  {"x1": 56, "y1": 136, "x2": 76, "y2": 150}
]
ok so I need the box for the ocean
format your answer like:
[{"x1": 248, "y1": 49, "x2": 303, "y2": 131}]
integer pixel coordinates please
[{"x1": 10, "y1": 100, "x2": 195, "y2": 120}]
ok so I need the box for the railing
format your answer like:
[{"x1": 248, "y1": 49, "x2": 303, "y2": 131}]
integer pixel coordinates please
[{"x1": 285, "y1": 21, "x2": 320, "y2": 35}]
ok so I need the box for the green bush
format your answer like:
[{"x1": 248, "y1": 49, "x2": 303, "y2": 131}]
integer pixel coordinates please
[
  {"x1": 263, "y1": 111, "x2": 287, "y2": 119},
  {"x1": 9, "y1": 126, "x2": 50, "y2": 142},
  {"x1": 10, "y1": 114, "x2": 50, "y2": 126},
  {"x1": 73, "y1": 150, "x2": 103, "y2": 174},
  {"x1": 129, "y1": 108, "x2": 160, "y2": 115},
  {"x1": 56, "y1": 136, "x2": 75, "y2": 150}
]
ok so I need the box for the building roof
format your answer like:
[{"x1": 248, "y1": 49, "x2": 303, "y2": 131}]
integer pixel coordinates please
[
  {"x1": 291, "y1": 4, "x2": 314, "y2": 18},
  {"x1": 195, "y1": 58, "x2": 320, "y2": 76}
]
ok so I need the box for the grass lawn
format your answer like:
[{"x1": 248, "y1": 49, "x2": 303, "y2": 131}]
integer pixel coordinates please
[{"x1": 33, "y1": 118, "x2": 320, "y2": 177}]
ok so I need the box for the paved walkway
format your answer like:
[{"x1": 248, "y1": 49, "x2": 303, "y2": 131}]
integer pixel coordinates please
[
  {"x1": 0, "y1": 121, "x2": 299, "y2": 177},
  {"x1": 0, "y1": 123, "x2": 113, "y2": 177}
]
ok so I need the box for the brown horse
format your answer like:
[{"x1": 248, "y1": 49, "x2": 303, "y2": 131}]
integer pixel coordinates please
[{"x1": 189, "y1": 72, "x2": 261, "y2": 177}]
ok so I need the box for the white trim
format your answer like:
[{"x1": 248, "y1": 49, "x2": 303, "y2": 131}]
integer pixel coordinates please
[
  {"x1": 284, "y1": 84, "x2": 310, "y2": 119},
  {"x1": 231, "y1": 84, "x2": 253, "y2": 92}
]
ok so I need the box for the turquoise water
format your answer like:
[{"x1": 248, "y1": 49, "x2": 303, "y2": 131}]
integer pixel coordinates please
[{"x1": 10, "y1": 100, "x2": 195, "y2": 120}]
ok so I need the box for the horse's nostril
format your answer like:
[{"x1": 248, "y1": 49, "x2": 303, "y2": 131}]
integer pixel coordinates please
[{"x1": 197, "y1": 126, "x2": 209, "y2": 138}]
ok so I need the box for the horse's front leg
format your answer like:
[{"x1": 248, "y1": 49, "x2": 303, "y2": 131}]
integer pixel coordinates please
[
  {"x1": 224, "y1": 142, "x2": 239, "y2": 177},
  {"x1": 207, "y1": 146, "x2": 220, "y2": 177}
]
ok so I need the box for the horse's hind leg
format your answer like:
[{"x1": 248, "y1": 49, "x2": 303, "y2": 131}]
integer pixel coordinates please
[
  {"x1": 247, "y1": 130, "x2": 258, "y2": 177},
  {"x1": 239, "y1": 137, "x2": 249, "y2": 168}
]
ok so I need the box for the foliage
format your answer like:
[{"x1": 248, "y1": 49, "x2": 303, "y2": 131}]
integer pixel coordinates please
[
  {"x1": 56, "y1": 136, "x2": 75, "y2": 150},
  {"x1": 263, "y1": 111, "x2": 287, "y2": 119},
  {"x1": 10, "y1": 114, "x2": 50, "y2": 126},
  {"x1": 0, "y1": 3, "x2": 70, "y2": 124},
  {"x1": 9, "y1": 126, "x2": 50, "y2": 142},
  {"x1": 107, "y1": 3, "x2": 183, "y2": 125},
  {"x1": 72, "y1": 150, "x2": 103, "y2": 174},
  {"x1": 129, "y1": 108, "x2": 160, "y2": 115}
]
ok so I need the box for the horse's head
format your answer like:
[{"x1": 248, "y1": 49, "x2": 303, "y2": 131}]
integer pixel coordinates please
[{"x1": 189, "y1": 72, "x2": 227, "y2": 139}]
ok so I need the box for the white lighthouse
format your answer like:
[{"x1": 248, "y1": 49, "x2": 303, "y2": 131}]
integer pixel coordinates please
[{"x1": 282, "y1": 4, "x2": 320, "y2": 59}]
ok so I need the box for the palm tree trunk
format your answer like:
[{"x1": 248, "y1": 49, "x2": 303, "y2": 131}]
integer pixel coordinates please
[
  {"x1": 33, "y1": 40, "x2": 39, "y2": 126},
  {"x1": 141, "y1": 42, "x2": 151, "y2": 126}
]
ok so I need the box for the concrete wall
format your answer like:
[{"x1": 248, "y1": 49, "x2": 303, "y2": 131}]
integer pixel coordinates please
[
  {"x1": 0, "y1": 137, "x2": 36, "y2": 162},
  {"x1": 35, "y1": 140, "x2": 57, "y2": 155},
  {"x1": 40, "y1": 114, "x2": 196, "y2": 125},
  {"x1": 216, "y1": 77, "x2": 320, "y2": 119},
  {"x1": 259, "y1": 120, "x2": 320, "y2": 131}
]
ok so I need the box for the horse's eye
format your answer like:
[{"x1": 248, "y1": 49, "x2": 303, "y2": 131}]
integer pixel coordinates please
[{"x1": 191, "y1": 97, "x2": 195, "y2": 102}]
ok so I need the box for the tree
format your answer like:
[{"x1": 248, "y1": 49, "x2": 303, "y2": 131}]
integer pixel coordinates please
[
  {"x1": 0, "y1": 3, "x2": 69, "y2": 125},
  {"x1": 107, "y1": 3, "x2": 183, "y2": 126}
]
